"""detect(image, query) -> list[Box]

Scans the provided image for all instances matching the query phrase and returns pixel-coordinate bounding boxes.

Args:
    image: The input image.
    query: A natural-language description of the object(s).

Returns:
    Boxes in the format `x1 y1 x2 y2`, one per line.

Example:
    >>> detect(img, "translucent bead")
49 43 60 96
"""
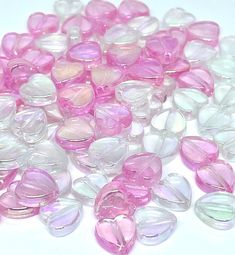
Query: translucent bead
143 131 179 163
163 8 195 28
67 26 81 46
213 83 235 108
0 181 39 219
20 74 57 106
72 173 108 206
95 215 136 255
197 104 231 137
180 136 219 171
177 68 214 96
94 103 132 138
173 88 208 119
40 197 83 237
123 152 162 188
220 36 235 58
88 137 127 176
43 103 64 123
152 173 192 211
195 192 235 230
134 206 177 245
27 12 59 37
58 83 95 117
128 16 159 37
151 109 186 137
36 33 68 56
164 58 190 77
196 160 235 193
54 0 83 20
0 162 18 190
128 122 144 155
55 117 95 151
209 57 235 80
15 168 59 207
0 94 16 130
11 108 47 144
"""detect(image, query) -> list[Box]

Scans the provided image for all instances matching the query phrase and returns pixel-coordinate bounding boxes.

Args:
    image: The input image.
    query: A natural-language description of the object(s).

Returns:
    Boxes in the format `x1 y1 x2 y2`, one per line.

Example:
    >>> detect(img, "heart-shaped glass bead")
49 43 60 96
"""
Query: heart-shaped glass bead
54 0 83 20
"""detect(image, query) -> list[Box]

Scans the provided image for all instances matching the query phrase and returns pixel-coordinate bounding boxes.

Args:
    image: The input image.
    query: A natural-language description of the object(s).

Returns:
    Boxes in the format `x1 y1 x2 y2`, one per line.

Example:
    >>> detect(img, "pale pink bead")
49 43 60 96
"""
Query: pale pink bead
62 15 93 40
164 58 190 77
95 103 132 137
67 41 102 69
55 117 95 151
94 181 136 220
180 136 219 171
0 164 18 190
188 21 220 46
196 160 235 193
128 58 164 85
51 59 86 89
1 33 34 58
22 49 55 74
122 152 162 188
146 35 181 65
0 60 6 90
118 0 149 22
107 43 142 67
177 68 214 96
27 12 59 37
58 83 95 116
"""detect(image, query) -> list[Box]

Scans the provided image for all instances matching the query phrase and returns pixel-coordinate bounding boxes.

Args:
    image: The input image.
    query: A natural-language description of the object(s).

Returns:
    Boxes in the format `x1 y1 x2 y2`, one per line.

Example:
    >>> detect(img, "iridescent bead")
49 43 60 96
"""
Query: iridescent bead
54 0 83 20
11 108 47 144
195 192 235 230
128 122 144 155
220 36 235 58
44 103 64 123
213 83 235 109
72 173 108 206
209 57 235 80
134 206 177 245
89 137 128 176
0 94 16 130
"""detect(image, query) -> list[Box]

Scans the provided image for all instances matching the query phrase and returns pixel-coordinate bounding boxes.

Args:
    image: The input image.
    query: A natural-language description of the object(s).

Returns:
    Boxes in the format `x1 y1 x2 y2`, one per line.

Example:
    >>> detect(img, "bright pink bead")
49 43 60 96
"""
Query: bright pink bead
118 0 149 22
180 136 219 171
62 15 93 40
15 168 59 207
177 68 214 96
67 41 102 69
0 60 6 90
22 49 55 74
0 165 18 190
94 181 136 220
164 58 190 77
146 36 181 65
51 59 86 89
196 160 235 193
95 215 136 255
188 21 220 46
0 181 39 219
128 58 164 85
95 103 132 137
122 152 162 188
58 83 95 116
1 33 34 58
27 12 59 36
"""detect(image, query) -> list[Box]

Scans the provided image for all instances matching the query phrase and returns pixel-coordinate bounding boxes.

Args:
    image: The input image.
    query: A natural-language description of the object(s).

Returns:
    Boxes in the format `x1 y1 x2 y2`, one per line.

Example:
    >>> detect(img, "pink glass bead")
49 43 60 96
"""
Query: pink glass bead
91 65 124 101
188 21 220 46
58 83 95 116
180 136 219 171
15 168 59 207
196 160 235 193
107 43 141 67
0 181 39 219
146 35 181 65
22 49 55 74
0 163 18 190
56 117 95 151
27 12 59 36
0 61 5 90
51 59 86 89
94 181 136 220
67 41 102 69
1 33 34 58
62 15 93 40
118 0 149 22
113 175 152 206
177 68 214 96
95 103 132 137
128 58 164 85
95 215 136 255
122 152 162 188
164 58 190 77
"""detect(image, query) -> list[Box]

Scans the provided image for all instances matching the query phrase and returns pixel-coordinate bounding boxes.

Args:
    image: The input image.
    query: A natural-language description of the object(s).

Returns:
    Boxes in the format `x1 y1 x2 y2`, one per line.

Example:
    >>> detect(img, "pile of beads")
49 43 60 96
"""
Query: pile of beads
0 0 235 254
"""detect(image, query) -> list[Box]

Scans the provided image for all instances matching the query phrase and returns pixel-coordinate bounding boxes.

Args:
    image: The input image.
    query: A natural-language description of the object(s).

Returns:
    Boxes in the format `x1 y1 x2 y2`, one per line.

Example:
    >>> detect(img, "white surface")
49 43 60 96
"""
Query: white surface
0 0 235 255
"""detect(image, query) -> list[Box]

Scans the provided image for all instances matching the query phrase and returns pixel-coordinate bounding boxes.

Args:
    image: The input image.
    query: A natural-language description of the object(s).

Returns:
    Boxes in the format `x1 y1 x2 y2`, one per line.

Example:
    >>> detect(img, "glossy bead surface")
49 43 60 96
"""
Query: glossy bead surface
220 36 235 58
0 94 16 130
54 0 83 20
209 57 235 80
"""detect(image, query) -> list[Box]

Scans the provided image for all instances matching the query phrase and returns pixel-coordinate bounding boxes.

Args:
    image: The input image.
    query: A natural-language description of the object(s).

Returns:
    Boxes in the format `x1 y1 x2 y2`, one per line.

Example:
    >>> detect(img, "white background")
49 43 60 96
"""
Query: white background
0 0 235 255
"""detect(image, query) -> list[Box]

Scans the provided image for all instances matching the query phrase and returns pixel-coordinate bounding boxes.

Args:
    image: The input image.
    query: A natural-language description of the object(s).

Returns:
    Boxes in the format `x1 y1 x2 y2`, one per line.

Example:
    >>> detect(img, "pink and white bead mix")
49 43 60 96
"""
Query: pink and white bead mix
1 0 235 254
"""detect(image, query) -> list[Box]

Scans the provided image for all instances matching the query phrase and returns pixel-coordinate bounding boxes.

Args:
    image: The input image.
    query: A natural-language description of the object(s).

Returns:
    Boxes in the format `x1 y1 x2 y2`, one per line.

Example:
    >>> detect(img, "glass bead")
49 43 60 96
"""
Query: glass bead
164 58 190 77
54 0 83 20
0 94 16 130
220 36 235 58
213 83 235 108
43 103 64 123
67 26 81 46
209 57 235 80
